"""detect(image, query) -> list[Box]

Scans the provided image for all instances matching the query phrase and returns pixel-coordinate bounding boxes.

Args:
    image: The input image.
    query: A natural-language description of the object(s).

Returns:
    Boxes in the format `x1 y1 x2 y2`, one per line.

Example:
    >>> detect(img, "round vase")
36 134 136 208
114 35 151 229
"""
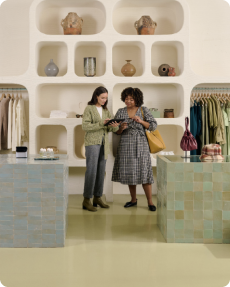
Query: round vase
121 60 136 77
84 57 96 77
134 16 157 35
44 59 59 77
61 12 83 35
158 64 170 77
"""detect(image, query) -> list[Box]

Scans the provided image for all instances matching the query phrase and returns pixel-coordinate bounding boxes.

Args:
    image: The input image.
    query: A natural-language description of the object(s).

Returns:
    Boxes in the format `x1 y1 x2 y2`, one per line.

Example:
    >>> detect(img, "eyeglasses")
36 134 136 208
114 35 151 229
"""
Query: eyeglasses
76 114 83 118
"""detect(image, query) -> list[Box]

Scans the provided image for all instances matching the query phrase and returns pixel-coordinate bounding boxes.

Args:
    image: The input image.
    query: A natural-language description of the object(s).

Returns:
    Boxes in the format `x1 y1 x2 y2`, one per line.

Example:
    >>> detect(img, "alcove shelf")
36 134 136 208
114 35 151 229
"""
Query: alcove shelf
112 0 184 35
113 42 145 77
151 41 184 77
37 42 68 77
75 42 106 77
113 83 184 118
36 0 106 35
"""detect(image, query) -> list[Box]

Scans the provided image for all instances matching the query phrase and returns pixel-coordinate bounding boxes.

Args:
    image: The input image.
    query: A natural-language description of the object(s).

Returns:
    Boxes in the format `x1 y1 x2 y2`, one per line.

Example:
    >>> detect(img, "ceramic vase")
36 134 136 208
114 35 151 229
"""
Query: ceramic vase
158 64 170 76
84 57 96 77
121 60 136 77
168 67 176 76
61 12 83 35
44 59 59 77
134 16 157 35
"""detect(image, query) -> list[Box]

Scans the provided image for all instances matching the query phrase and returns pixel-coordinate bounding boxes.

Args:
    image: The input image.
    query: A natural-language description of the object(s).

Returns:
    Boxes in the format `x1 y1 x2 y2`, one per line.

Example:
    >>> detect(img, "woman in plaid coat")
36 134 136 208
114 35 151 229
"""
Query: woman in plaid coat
112 87 158 211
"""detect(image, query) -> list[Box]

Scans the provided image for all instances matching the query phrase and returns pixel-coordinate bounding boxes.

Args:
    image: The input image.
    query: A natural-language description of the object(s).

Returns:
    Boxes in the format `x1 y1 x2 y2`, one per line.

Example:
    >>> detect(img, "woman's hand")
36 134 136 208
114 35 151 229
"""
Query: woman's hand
120 122 128 131
104 118 110 125
132 116 143 124
109 121 121 128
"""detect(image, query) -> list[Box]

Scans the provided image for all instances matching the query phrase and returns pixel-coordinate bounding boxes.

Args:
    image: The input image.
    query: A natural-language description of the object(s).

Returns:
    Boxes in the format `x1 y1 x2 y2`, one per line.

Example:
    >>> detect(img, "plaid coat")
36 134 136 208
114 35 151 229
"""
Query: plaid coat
112 106 157 185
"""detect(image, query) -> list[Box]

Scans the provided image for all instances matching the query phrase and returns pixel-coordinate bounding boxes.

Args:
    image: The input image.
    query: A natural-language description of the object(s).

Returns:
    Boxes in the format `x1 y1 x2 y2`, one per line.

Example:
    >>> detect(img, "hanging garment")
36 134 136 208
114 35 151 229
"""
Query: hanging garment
190 104 197 155
221 106 229 155
0 97 10 150
207 98 214 143
212 95 225 144
196 103 202 155
12 98 19 152
16 98 28 146
7 98 13 149
200 104 205 150
205 103 209 145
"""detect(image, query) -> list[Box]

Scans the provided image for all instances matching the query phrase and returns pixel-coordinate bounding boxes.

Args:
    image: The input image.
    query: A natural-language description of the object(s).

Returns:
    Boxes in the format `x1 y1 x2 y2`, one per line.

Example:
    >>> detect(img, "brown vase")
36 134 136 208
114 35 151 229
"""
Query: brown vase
121 60 136 77
164 109 174 118
61 12 83 35
134 16 157 35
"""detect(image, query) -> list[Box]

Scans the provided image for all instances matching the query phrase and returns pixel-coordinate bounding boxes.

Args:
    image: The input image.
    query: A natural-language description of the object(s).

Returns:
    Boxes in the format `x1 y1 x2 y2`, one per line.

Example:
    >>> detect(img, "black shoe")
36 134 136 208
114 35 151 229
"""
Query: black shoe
124 199 138 208
148 205 156 212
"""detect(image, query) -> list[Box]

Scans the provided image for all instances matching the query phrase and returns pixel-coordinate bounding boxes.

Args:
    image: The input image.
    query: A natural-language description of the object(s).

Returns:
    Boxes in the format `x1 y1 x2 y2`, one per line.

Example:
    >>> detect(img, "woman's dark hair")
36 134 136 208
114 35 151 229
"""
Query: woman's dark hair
121 87 144 107
88 86 108 109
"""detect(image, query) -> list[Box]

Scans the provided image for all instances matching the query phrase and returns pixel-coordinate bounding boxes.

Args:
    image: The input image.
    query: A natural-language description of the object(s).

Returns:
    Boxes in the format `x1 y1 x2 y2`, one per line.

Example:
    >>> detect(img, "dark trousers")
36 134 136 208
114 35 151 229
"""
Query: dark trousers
83 143 106 198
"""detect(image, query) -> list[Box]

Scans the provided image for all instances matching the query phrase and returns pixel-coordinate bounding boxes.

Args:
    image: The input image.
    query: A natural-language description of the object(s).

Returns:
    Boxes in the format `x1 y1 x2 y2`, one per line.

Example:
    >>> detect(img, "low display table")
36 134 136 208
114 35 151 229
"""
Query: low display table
157 155 230 244
0 155 68 248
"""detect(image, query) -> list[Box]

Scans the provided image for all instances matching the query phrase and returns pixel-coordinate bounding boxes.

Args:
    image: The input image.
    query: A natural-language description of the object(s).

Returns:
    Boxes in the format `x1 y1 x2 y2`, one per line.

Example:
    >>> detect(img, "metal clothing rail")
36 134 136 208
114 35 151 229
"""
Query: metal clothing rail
192 87 230 92
0 88 27 91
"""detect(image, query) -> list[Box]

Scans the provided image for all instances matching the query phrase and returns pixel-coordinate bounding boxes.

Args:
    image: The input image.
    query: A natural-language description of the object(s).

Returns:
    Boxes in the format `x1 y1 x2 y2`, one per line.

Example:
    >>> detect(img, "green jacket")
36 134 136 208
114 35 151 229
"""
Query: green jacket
82 105 119 159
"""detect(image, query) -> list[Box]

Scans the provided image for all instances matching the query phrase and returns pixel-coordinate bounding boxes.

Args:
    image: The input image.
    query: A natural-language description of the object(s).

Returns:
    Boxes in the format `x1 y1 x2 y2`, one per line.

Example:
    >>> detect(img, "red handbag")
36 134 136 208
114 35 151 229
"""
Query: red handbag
180 117 197 151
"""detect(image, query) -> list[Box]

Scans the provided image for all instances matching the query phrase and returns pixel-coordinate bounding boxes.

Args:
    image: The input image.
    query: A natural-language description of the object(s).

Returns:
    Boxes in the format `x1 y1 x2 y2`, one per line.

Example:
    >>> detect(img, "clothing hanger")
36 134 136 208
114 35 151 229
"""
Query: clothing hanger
20 93 22 99
12 93 14 100
6 93 11 99
16 93 19 100
0 93 5 101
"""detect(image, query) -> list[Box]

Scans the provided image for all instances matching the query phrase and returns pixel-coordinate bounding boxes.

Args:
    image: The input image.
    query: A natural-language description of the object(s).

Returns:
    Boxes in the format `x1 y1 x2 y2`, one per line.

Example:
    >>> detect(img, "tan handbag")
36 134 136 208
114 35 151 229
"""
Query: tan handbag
141 107 166 154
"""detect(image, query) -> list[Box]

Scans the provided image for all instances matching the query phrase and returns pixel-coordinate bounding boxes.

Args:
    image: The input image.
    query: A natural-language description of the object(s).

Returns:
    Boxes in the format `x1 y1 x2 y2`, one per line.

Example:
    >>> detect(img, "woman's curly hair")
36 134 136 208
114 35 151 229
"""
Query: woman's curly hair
121 87 144 107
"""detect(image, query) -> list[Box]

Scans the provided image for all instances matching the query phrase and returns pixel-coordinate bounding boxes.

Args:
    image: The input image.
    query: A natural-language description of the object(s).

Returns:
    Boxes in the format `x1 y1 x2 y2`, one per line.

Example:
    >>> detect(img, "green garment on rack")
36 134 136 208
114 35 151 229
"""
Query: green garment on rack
212 95 225 144
205 103 209 145
221 106 228 155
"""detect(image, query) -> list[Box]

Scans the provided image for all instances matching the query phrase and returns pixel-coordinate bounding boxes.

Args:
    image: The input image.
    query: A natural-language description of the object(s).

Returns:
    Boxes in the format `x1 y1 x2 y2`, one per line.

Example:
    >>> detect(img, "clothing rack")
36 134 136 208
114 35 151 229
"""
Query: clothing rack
191 87 230 105
0 88 27 92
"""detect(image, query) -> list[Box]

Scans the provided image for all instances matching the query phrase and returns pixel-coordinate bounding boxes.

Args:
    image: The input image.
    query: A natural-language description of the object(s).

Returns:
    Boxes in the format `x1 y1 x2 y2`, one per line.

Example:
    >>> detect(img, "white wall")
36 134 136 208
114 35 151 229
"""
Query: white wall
1 0 230 195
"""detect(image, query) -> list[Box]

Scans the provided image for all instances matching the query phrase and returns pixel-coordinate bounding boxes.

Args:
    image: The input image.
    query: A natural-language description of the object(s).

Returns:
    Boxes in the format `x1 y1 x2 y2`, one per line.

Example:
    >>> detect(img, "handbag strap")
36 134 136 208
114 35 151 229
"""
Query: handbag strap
141 107 145 121
185 117 189 131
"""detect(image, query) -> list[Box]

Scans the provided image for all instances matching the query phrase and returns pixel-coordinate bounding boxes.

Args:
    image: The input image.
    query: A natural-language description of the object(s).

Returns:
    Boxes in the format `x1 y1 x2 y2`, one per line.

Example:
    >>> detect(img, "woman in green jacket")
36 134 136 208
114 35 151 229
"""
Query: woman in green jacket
82 86 120 212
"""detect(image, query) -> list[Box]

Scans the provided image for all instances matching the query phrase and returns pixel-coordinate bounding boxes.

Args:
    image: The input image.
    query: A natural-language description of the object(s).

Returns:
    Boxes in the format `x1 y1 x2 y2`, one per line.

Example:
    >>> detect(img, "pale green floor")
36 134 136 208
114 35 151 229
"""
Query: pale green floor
0 195 230 287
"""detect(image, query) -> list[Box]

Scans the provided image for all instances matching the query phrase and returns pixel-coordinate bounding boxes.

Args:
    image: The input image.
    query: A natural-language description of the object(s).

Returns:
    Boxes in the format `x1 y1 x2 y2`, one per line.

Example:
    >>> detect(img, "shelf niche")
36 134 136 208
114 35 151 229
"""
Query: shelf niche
36 0 106 35
75 42 106 77
113 0 184 35
74 125 86 159
157 125 184 155
113 41 144 77
35 83 104 118
113 83 184 118
151 41 184 77
37 42 67 77
36 125 67 154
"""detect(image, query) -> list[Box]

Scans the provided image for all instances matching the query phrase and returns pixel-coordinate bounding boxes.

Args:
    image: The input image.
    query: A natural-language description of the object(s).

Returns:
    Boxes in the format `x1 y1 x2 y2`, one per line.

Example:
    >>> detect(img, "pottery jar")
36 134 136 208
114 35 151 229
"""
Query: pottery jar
61 12 83 35
134 16 157 35
168 67 176 76
158 64 170 77
164 109 174 118
121 60 136 77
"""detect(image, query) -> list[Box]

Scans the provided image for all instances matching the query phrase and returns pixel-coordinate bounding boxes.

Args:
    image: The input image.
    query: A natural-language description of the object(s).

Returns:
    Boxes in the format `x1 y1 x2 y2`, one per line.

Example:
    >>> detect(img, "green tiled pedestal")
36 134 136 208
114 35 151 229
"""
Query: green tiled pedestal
0 155 69 248
157 156 230 243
